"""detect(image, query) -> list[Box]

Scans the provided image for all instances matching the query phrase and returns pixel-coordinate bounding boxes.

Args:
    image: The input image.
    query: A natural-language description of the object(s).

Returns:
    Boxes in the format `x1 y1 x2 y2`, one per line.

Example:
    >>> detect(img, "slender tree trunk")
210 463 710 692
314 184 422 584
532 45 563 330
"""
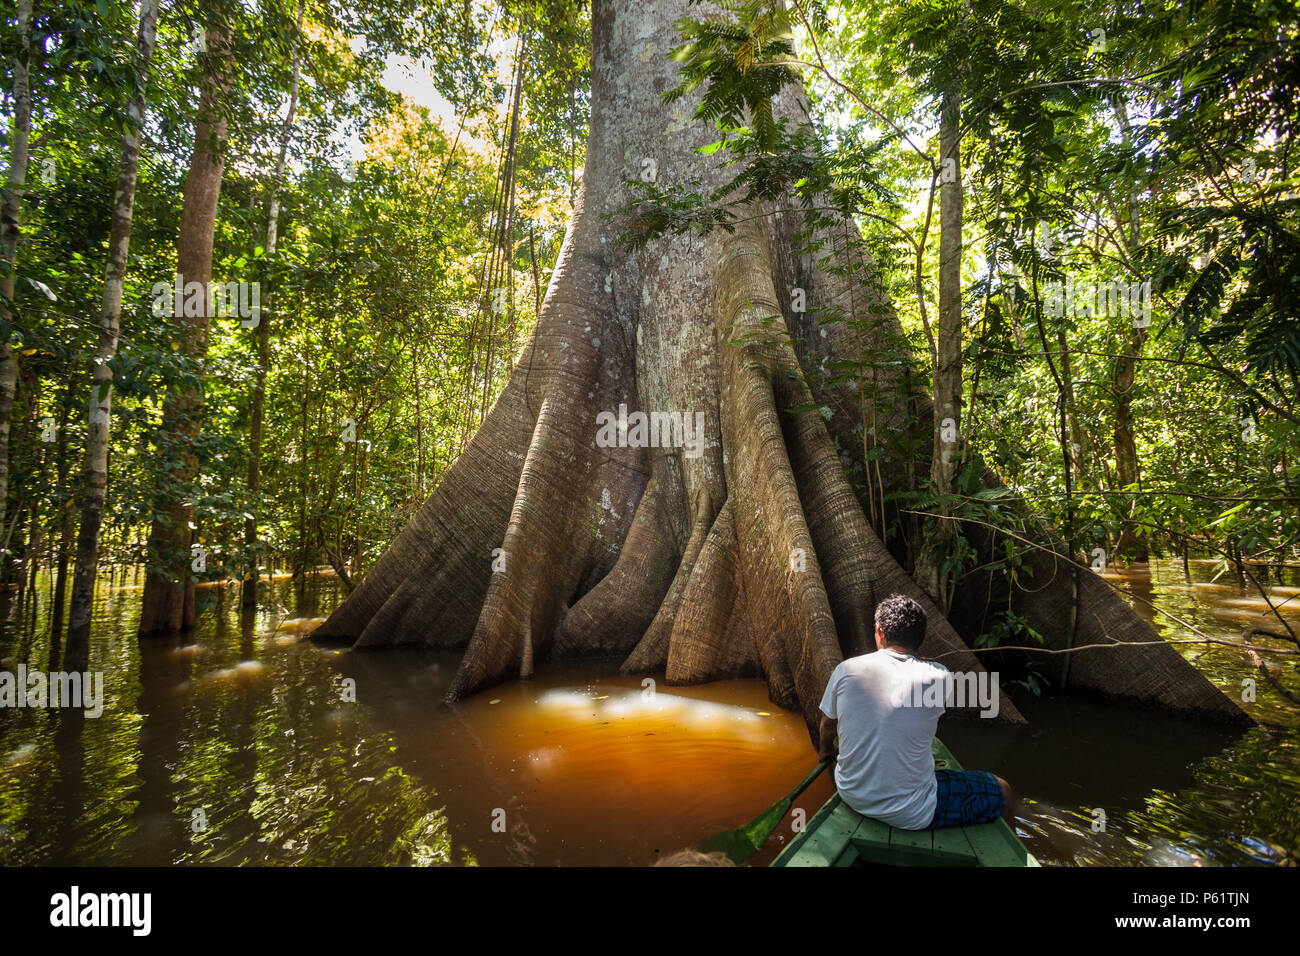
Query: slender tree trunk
25 520 40 613
52 502 73 637
0 0 34 567
915 82 964 613
4 503 25 594
1113 342 1147 557
138 21 231 639
12 364 38 609
1112 98 1149 561
1057 319 1088 487
243 1 304 607
66 0 160 668
50 381 76 642
295 367 308 581
411 338 425 499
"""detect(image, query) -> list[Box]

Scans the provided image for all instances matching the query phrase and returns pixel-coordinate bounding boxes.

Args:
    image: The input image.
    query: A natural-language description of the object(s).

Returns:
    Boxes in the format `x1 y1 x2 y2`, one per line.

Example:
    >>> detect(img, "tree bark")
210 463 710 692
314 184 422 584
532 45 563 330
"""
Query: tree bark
0 0 34 573
242 0 304 607
66 0 161 667
914 81 964 613
311 0 1249 732
1113 337 1147 559
50 381 76 645
1112 98 1149 561
138 22 231 639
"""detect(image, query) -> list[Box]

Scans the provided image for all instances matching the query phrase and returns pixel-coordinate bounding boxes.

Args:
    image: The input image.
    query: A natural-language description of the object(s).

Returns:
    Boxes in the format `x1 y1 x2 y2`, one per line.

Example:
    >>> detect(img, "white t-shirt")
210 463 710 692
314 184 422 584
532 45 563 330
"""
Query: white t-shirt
818 649 948 830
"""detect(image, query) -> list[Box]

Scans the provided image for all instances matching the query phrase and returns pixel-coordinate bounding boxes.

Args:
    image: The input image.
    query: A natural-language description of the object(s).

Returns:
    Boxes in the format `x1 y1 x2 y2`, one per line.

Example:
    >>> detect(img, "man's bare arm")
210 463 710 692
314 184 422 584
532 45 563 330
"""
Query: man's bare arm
818 714 838 762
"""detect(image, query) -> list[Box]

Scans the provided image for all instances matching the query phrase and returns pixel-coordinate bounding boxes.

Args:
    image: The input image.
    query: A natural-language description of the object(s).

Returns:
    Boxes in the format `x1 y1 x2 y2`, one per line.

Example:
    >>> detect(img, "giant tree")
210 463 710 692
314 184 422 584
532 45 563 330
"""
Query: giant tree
309 0 1248 732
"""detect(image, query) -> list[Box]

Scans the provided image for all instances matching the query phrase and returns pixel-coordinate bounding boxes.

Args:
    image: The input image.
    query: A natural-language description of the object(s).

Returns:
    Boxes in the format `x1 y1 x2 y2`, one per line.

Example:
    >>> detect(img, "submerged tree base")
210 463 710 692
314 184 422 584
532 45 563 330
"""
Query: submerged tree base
311 0 1250 735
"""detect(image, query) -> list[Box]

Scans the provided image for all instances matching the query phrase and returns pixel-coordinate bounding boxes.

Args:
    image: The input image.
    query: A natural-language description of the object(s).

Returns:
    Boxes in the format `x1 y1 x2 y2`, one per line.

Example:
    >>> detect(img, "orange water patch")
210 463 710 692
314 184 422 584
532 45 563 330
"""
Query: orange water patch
442 680 815 862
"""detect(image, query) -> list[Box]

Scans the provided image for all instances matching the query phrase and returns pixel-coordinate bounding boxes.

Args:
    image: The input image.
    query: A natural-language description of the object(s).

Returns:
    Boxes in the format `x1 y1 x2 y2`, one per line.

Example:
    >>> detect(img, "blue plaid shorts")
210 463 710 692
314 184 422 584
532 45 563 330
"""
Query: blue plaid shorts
929 769 1004 828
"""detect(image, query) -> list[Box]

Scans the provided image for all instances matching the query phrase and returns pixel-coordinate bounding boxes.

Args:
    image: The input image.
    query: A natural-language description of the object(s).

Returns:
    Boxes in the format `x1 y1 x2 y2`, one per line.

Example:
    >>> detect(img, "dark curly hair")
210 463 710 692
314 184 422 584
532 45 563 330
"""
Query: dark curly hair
875 594 927 650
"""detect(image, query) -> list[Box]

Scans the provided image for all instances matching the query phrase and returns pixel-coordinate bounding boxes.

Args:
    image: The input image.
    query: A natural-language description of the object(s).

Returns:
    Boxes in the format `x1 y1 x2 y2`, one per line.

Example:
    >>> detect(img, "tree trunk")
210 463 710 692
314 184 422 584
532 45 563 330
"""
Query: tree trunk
12 362 38 613
50 380 76 644
411 338 425 499
914 81 964 613
1112 98 1149 562
0 0 34 568
66 0 161 668
242 0 303 608
138 21 230 639
311 0 1249 732
1113 342 1147 559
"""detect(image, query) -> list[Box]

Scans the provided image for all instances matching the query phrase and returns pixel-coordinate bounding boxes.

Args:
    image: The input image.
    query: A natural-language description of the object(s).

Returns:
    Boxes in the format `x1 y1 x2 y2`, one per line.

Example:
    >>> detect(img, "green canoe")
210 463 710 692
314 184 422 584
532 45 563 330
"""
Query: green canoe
770 739 1040 867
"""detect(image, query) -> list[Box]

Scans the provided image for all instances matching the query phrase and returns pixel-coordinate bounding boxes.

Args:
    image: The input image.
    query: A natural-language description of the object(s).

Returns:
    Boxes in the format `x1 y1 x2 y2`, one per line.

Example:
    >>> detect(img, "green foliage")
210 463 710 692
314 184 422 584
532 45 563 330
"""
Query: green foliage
668 0 802 151
976 608 1045 649
641 0 1299 631
2 0 586 585
3 0 1297 624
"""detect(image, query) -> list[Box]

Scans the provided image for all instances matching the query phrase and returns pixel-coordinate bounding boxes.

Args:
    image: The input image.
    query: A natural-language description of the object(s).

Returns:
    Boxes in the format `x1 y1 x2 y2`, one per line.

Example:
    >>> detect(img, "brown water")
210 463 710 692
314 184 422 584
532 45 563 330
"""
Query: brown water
0 561 1297 866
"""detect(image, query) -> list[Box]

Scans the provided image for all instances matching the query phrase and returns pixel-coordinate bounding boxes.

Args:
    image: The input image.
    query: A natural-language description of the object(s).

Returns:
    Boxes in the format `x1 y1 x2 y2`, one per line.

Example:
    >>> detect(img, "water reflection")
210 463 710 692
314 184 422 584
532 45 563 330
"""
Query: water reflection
0 576 456 865
335 649 816 865
0 559 1297 866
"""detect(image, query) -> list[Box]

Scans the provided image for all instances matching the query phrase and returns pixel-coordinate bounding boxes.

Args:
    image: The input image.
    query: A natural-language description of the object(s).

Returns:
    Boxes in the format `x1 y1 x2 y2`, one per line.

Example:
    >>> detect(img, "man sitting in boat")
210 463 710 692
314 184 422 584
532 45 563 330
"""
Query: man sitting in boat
817 593 1013 830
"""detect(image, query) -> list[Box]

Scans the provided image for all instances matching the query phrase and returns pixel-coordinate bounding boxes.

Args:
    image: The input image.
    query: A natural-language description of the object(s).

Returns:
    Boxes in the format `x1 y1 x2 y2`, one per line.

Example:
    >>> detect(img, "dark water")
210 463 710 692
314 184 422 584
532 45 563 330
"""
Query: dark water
0 561 1297 866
